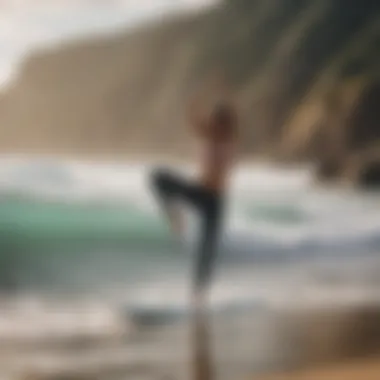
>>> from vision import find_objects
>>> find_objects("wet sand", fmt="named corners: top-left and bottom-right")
top-left (2, 282), bottom-right (380, 380)
top-left (258, 357), bottom-right (380, 380)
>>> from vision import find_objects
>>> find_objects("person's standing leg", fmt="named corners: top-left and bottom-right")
top-left (191, 200), bottom-right (222, 380)
top-left (192, 199), bottom-right (222, 297)
top-left (192, 302), bottom-right (213, 380)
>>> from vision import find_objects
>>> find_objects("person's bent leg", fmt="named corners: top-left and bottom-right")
top-left (150, 167), bottom-right (201, 204)
top-left (149, 167), bottom-right (203, 237)
top-left (150, 167), bottom-right (177, 202)
top-left (150, 168), bottom-right (181, 233)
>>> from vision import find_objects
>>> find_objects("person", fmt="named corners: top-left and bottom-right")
top-left (150, 73), bottom-right (238, 380)
top-left (149, 73), bottom-right (238, 301)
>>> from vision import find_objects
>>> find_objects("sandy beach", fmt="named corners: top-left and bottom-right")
top-left (258, 357), bottom-right (380, 380)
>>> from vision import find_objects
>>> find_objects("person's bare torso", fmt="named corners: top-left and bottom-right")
top-left (198, 140), bottom-right (235, 192)
top-left (189, 95), bottom-right (238, 192)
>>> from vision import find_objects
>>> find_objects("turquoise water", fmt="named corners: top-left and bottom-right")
top-left (0, 197), bottom-right (169, 243)
top-left (0, 196), bottom-right (178, 292)
top-left (1, 159), bottom-right (380, 295)
top-left (0, 192), bottom-right (305, 291)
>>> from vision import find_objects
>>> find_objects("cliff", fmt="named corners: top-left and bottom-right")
top-left (0, 0), bottom-right (379, 184)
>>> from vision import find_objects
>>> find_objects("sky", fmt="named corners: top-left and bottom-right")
top-left (0, 0), bottom-right (218, 87)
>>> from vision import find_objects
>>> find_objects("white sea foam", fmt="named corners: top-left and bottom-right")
top-left (1, 157), bottom-right (380, 256)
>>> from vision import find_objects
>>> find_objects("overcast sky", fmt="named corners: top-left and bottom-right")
top-left (0, 0), bottom-right (218, 86)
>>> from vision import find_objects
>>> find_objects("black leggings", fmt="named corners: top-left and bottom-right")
top-left (150, 167), bottom-right (223, 293)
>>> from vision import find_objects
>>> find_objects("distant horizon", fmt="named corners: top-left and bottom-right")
top-left (0, 0), bottom-right (219, 88)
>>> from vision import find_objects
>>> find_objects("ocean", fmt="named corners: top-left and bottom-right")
top-left (1, 157), bottom-right (380, 379)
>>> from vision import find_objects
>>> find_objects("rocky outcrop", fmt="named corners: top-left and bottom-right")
top-left (315, 81), bottom-right (380, 187)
